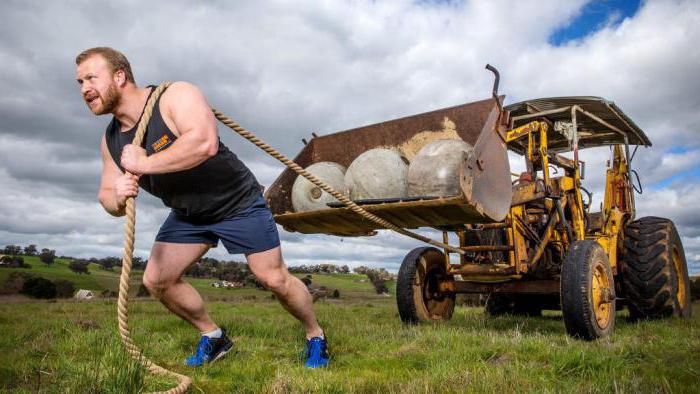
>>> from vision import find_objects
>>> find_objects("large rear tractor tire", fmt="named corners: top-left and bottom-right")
top-left (397, 247), bottom-right (455, 323)
top-left (622, 217), bottom-right (692, 319)
top-left (561, 240), bottom-right (616, 340)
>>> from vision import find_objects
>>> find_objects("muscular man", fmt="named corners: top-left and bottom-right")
top-left (75, 47), bottom-right (328, 368)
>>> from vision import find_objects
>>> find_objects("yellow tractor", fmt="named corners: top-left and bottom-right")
top-left (265, 66), bottom-right (692, 340)
top-left (444, 94), bottom-right (692, 339)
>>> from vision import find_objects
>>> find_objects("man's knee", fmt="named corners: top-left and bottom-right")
top-left (142, 268), bottom-right (175, 298)
top-left (257, 270), bottom-right (289, 295)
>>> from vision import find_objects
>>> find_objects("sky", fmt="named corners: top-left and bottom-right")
top-left (0, 0), bottom-right (699, 274)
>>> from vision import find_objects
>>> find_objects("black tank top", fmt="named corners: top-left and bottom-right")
top-left (105, 86), bottom-right (261, 223)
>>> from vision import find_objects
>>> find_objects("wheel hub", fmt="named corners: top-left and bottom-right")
top-left (591, 262), bottom-right (613, 329)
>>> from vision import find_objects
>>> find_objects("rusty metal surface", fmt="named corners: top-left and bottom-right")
top-left (449, 263), bottom-right (516, 276)
top-left (460, 245), bottom-right (513, 252)
top-left (266, 97), bottom-right (513, 235)
top-left (459, 105), bottom-right (513, 221)
top-left (511, 181), bottom-right (546, 206)
top-left (505, 96), bottom-right (652, 154)
top-left (444, 280), bottom-right (560, 294)
top-left (274, 196), bottom-right (496, 235)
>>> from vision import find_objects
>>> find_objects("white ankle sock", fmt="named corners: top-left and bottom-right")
top-left (308, 331), bottom-right (324, 340)
top-left (203, 327), bottom-right (222, 339)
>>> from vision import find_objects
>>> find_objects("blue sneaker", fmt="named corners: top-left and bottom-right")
top-left (304, 336), bottom-right (329, 368)
top-left (184, 328), bottom-right (234, 367)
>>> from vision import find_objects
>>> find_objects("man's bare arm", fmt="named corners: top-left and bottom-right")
top-left (98, 136), bottom-right (138, 216)
top-left (120, 82), bottom-right (218, 175)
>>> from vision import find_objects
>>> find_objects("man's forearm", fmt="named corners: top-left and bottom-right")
top-left (144, 132), bottom-right (217, 174)
top-left (99, 189), bottom-right (126, 217)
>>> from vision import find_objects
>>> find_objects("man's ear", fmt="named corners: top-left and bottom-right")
top-left (114, 69), bottom-right (127, 87)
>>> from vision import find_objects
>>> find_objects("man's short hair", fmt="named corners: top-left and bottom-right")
top-left (75, 47), bottom-right (135, 84)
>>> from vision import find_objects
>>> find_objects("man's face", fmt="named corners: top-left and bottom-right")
top-left (76, 55), bottom-right (121, 115)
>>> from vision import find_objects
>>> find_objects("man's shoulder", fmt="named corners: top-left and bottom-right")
top-left (160, 81), bottom-right (207, 110)
top-left (162, 81), bottom-right (203, 99)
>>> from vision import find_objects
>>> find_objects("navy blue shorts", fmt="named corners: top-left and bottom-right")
top-left (155, 195), bottom-right (281, 255)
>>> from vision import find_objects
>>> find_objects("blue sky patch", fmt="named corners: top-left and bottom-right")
top-left (550, 0), bottom-right (641, 46)
top-left (649, 164), bottom-right (700, 190)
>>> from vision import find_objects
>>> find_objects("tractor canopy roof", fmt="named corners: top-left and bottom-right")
top-left (505, 96), bottom-right (651, 154)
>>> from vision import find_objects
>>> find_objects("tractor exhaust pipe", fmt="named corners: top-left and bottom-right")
top-left (485, 64), bottom-right (502, 112)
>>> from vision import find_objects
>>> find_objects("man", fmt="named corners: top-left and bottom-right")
top-left (75, 47), bottom-right (328, 368)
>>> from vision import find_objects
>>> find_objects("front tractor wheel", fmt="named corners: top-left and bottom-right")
top-left (622, 217), bottom-right (692, 319)
top-left (397, 247), bottom-right (455, 323)
top-left (561, 240), bottom-right (616, 340)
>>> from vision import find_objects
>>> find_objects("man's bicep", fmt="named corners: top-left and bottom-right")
top-left (167, 82), bottom-right (217, 138)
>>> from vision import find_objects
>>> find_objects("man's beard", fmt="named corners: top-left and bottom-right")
top-left (91, 82), bottom-right (120, 115)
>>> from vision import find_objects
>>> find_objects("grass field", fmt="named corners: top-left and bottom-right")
top-left (1, 297), bottom-right (699, 393)
top-left (1, 258), bottom-right (699, 393)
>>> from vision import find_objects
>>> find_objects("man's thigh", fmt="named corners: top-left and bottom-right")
top-left (246, 246), bottom-right (285, 276)
top-left (145, 242), bottom-right (211, 283)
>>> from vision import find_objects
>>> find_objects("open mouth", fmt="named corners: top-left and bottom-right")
top-left (85, 95), bottom-right (99, 106)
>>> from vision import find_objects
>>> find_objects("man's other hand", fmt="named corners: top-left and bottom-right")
top-left (115, 173), bottom-right (140, 207)
top-left (121, 144), bottom-right (149, 174)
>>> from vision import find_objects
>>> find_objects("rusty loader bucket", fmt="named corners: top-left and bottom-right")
top-left (265, 97), bottom-right (512, 236)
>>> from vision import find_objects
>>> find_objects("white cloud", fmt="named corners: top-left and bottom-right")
top-left (0, 0), bottom-right (699, 274)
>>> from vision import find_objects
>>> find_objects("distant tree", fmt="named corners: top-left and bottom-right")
top-left (353, 266), bottom-right (369, 275)
top-left (23, 244), bottom-right (38, 256)
top-left (132, 257), bottom-right (146, 270)
top-left (186, 261), bottom-right (215, 278)
top-left (97, 257), bottom-right (119, 271)
top-left (217, 262), bottom-right (250, 282)
top-left (355, 267), bottom-right (393, 294)
top-left (3, 245), bottom-right (22, 255)
top-left (301, 275), bottom-right (313, 287)
top-left (0, 272), bottom-right (36, 295)
top-left (288, 265), bottom-right (309, 274)
top-left (68, 260), bottom-right (90, 275)
top-left (339, 265), bottom-right (350, 274)
top-left (1, 255), bottom-right (29, 269)
top-left (39, 249), bottom-right (56, 266)
top-left (53, 279), bottom-right (76, 298)
top-left (21, 276), bottom-right (57, 299)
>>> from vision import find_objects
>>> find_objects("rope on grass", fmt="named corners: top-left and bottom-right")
top-left (117, 80), bottom-right (466, 393)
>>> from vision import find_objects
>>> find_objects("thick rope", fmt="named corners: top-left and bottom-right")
top-left (117, 82), bottom-right (191, 394)
top-left (117, 81), bottom-right (465, 394)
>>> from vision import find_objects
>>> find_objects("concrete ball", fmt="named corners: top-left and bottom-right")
top-left (291, 162), bottom-right (347, 212)
top-left (407, 139), bottom-right (473, 197)
top-left (345, 148), bottom-right (408, 200)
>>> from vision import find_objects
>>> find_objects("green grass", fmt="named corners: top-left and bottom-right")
top-left (2, 258), bottom-right (699, 392)
top-left (1, 295), bottom-right (698, 392)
